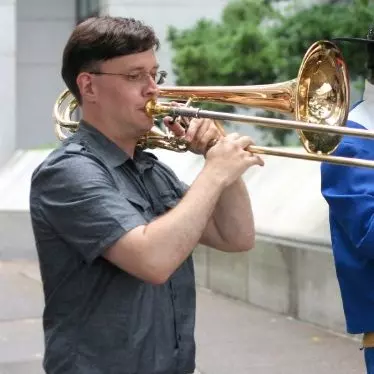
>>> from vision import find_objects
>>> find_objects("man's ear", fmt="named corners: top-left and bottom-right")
top-left (76, 72), bottom-right (96, 103)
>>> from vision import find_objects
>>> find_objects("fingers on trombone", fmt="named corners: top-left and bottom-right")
top-left (177, 99), bottom-right (192, 130)
top-left (225, 132), bottom-right (241, 142)
top-left (194, 119), bottom-right (216, 151)
top-left (165, 100), bottom-right (191, 132)
top-left (235, 135), bottom-right (255, 149)
top-left (179, 116), bottom-right (191, 130)
top-left (206, 138), bottom-right (219, 149)
top-left (163, 116), bottom-right (186, 137)
top-left (164, 101), bottom-right (179, 125)
top-left (252, 154), bottom-right (265, 167)
top-left (184, 118), bottom-right (201, 142)
top-left (234, 136), bottom-right (265, 167)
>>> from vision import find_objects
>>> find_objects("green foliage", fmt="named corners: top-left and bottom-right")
top-left (166, 0), bottom-right (374, 145)
top-left (168, 0), bottom-right (280, 87)
top-left (273, 0), bottom-right (374, 81)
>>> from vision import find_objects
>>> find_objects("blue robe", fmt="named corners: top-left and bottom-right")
top-left (321, 81), bottom-right (374, 334)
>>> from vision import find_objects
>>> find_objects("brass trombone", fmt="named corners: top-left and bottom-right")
top-left (53, 40), bottom-right (374, 168)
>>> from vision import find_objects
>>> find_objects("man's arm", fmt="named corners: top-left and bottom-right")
top-left (33, 154), bottom-right (225, 285)
top-left (104, 169), bottom-right (224, 284)
top-left (199, 177), bottom-right (255, 252)
top-left (34, 136), bottom-right (261, 285)
top-left (163, 115), bottom-right (263, 253)
top-left (105, 134), bottom-right (262, 284)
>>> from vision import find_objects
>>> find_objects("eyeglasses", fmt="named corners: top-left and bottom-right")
top-left (88, 70), bottom-right (168, 85)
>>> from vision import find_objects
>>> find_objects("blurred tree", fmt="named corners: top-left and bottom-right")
top-left (166, 0), bottom-right (374, 145)
top-left (168, 0), bottom-right (280, 87)
top-left (273, 0), bottom-right (374, 82)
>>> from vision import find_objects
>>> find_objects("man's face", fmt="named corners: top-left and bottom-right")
top-left (81, 48), bottom-right (160, 136)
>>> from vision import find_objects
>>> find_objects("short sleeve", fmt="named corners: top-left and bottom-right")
top-left (30, 154), bottom-right (147, 263)
top-left (178, 179), bottom-right (190, 196)
top-left (152, 158), bottom-right (190, 197)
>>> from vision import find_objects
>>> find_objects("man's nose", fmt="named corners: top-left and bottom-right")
top-left (144, 76), bottom-right (160, 97)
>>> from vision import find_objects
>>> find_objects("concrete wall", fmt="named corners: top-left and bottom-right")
top-left (16, 0), bottom-right (76, 150)
top-left (0, 149), bottom-right (50, 261)
top-left (194, 242), bottom-right (345, 334)
top-left (0, 0), bottom-right (16, 166)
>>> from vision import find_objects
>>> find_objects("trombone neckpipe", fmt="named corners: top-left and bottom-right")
top-left (159, 80), bottom-right (297, 113)
top-left (161, 105), bottom-right (374, 141)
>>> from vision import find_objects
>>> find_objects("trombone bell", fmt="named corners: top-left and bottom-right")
top-left (152, 40), bottom-right (349, 156)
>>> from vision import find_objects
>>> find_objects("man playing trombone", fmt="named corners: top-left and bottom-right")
top-left (321, 25), bottom-right (374, 374)
top-left (29, 15), bottom-right (264, 374)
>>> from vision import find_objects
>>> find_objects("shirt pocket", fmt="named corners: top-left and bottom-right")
top-left (125, 194), bottom-right (154, 222)
top-left (159, 189), bottom-right (181, 211)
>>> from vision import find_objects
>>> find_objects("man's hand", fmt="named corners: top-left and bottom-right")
top-left (163, 102), bottom-right (224, 155)
top-left (204, 132), bottom-right (264, 187)
top-left (183, 117), bottom-right (224, 155)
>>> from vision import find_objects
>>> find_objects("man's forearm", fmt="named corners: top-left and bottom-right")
top-left (211, 178), bottom-right (255, 251)
top-left (141, 169), bottom-right (225, 281)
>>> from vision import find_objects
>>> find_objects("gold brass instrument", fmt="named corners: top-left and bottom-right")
top-left (53, 40), bottom-right (374, 168)
top-left (53, 90), bottom-right (189, 152)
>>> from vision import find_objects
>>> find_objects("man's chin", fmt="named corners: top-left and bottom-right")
top-left (138, 111), bottom-right (155, 127)
top-left (134, 120), bottom-right (155, 136)
top-left (143, 119), bottom-right (155, 131)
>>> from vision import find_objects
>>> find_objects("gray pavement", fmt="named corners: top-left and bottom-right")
top-left (0, 260), bottom-right (366, 374)
top-left (195, 289), bottom-right (365, 374)
top-left (0, 261), bottom-right (44, 374)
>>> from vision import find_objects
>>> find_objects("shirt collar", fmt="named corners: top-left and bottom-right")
top-left (75, 120), bottom-right (156, 171)
top-left (75, 120), bottom-right (129, 167)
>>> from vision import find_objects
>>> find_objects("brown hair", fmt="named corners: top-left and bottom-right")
top-left (61, 16), bottom-right (160, 103)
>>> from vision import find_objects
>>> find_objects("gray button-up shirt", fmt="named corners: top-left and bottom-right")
top-left (29, 122), bottom-right (196, 374)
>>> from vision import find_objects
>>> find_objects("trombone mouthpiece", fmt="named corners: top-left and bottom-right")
top-left (145, 100), bottom-right (171, 117)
